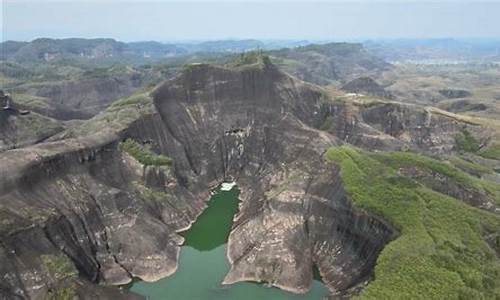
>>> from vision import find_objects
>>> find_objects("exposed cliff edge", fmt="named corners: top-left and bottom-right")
top-left (1, 58), bottom-right (499, 299)
top-left (0, 91), bottom-right (64, 152)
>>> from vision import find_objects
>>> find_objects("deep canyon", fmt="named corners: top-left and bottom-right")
top-left (1, 53), bottom-right (499, 300)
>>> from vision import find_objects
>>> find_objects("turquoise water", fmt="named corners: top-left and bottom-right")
top-left (130, 187), bottom-right (329, 300)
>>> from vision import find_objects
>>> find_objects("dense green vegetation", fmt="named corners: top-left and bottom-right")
top-left (120, 139), bottom-right (172, 166)
top-left (47, 286), bottom-right (77, 300)
top-left (480, 143), bottom-right (500, 160)
top-left (454, 128), bottom-right (481, 153)
top-left (133, 182), bottom-right (177, 206)
top-left (41, 254), bottom-right (78, 280)
top-left (234, 51), bottom-right (262, 66)
top-left (320, 116), bottom-right (336, 131)
top-left (71, 92), bottom-right (154, 136)
top-left (326, 146), bottom-right (500, 299)
top-left (10, 93), bottom-right (51, 110)
top-left (231, 51), bottom-right (271, 67)
top-left (19, 113), bottom-right (62, 137)
top-left (82, 64), bottom-right (133, 78)
top-left (108, 92), bottom-right (152, 110)
top-left (447, 156), bottom-right (494, 177)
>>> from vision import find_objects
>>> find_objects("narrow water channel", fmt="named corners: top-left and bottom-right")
top-left (130, 185), bottom-right (329, 300)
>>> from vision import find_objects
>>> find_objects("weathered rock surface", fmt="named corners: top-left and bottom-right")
top-left (0, 132), bottom-right (207, 298)
top-left (0, 59), bottom-right (497, 299)
top-left (145, 61), bottom-right (397, 295)
top-left (341, 77), bottom-right (393, 99)
top-left (398, 166), bottom-right (500, 213)
top-left (13, 74), bottom-right (147, 120)
top-left (0, 94), bottom-right (64, 152)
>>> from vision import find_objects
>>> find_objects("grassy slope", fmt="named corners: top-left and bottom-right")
top-left (480, 143), bottom-right (500, 160)
top-left (447, 156), bottom-right (494, 178)
top-left (11, 93), bottom-right (51, 111)
top-left (0, 112), bottom-right (63, 151)
top-left (326, 146), bottom-right (500, 299)
top-left (66, 91), bottom-right (154, 137)
top-left (14, 112), bottom-right (63, 138)
top-left (119, 138), bottom-right (171, 166)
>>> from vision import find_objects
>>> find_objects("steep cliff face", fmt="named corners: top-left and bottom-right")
top-left (143, 61), bottom-right (397, 295)
top-left (0, 130), bottom-right (209, 298)
top-left (326, 147), bottom-right (500, 299)
top-left (0, 59), bottom-right (498, 299)
top-left (357, 103), bottom-right (492, 154)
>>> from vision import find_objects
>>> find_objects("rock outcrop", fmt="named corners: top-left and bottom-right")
top-left (341, 77), bottom-right (393, 99)
top-left (0, 92), bottom-right (63, 152)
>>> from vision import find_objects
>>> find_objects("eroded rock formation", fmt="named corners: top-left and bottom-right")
top-left (0, 59), bottom-right (496, 299)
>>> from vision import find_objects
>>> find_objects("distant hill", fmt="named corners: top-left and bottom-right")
top-left (365, 38), bottom-right (500, 63)
top-left (1, 38), bottom-right (392, 87)
top-left (269, 42), bottom-right (391, 85)
top-left (341, 77), bottom-right (393, 99)
top-left (0, 38), bottom-right (187, 63)
top-left (182, 39), bottom-right (265, 53)
top-left (0, 39), bottom-right (393, 124)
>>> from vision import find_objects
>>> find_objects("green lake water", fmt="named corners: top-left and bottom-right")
top-left (130, 186), bottom-right (329, 300)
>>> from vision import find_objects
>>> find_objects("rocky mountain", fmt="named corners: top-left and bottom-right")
top-left (341, 77), bottom-right (393, 99)
top-left (1, 57), bottom-right (499, 299)
top-left (1, 40), bottom-right (392, 130)
top-left (0, 41), bottom-right (394, 151)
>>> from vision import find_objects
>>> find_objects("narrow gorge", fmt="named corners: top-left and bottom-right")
top-left (1, 57), bottom-right (499, 299)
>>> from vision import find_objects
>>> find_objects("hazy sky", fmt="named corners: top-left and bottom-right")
top-left (2, 0), bottom-right (500, 42)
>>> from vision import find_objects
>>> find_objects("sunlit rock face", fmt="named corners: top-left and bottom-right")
top-left (145, 61), bottom-right (396, 296)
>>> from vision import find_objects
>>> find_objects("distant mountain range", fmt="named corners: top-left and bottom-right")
top-left (3, 37), bottom-right (499, 66)
top-left (0, 38), bottom-right (390, 89)
top-left (0, 38), bottom-right (311, 64)
top-left (364, 38), bottom-right (500, 63)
